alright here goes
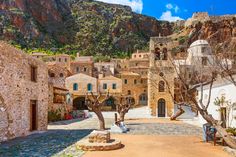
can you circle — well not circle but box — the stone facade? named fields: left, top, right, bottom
left=119, top=72, right=148, bottom=106
left=48, top=63, right=72, bottom=119
left=65, top=73, right=97, bottom=110
left=148, top=37, right=175, bottom=117
left=54, top=54, right=71, bottom=70
left=98, top=76, right=122, bottom=95
left=94, top=62, right=115, bottom=77
left=70, top=61, right=94, bottom=76
left=0, top=42, right=48, bottom=142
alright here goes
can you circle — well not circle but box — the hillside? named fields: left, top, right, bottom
left=0, top=1, right=236, bottom=57
left=0, top=0, right=173, bottom=57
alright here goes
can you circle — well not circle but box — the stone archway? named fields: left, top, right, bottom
left=73, top=97, right=88, bottom=110
left=157, top=99, right=166, bottom=117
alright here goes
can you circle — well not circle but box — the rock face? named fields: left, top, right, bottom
left=1, top=0, right=235, bottom=56
left=0, top=41, right=48, bottom=142
left=171, top=13, right=236, bottom=54
left=0, top=0, right=173, bottom=56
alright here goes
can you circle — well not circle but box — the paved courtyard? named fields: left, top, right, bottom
left=0, top=117, right=230, bottom=157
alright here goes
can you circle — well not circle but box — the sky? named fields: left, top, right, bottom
left=95, top=0, right=236, bottom=22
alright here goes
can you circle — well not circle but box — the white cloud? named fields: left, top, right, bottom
left=95, top=0, right=143, bottom=13
left=166, top=3, right=179, bottom=13
left=174, top=6, right=179, bottom=13
left=166, top=4, right=173, bottom=10
left=160, top=11, right=183, bottom=22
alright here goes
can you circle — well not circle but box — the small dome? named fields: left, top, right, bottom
left=190, top=40, right=209, bottom=47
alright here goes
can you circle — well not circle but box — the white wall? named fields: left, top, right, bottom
left=197, top=82, right=236, bottom=128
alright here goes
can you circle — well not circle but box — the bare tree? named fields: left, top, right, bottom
left=115, top=96, right=135, bottom=122
left=165, top=54, right=236, bottom=149
left=85, top=92, right=109, bottom=130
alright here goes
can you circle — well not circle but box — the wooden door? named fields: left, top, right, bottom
left=158, top=99, right=166, bottom=117
left=30, top=100, right=37, bottom=131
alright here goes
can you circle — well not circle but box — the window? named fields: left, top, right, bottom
left=128, top=90, right=131, bottom=95
left=87, top=83, right=92, bottom=91
left=159, top=81, right=165, bottom=92
left=49, top=72, right=55, bottom=78
left=136, top=63, right=138, bottom=66
left=84, top=67, right=87, bottom=72
left=31, top=66, right=37, bottom=82
left=59, top=58, right=61, bottom=62
left=202, top=57, right=208, bottom=66
left=103, top=83, right=107, bottom=89
left=60, top=73, right=64, bottom=77
left=112, top=83, right=116, bottom=89
left=159, top=72, right=164, bottom=77
left=65, top=58, right=67, bottom=62
left=73, top=83, right=78, bottom=91
left=124, top=79, right=128, bottom=84
left=134, top=79, right=137, bottom=84
left=76, top=67, right=80, bottom=73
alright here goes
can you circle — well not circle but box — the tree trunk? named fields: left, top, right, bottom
left=170, top=108, right=185, bottom=120
left=119, top=112, right=125, bottom=122
left=200, top=110, right=236, bottom=149
left=94, top=111, right=105, bottom=130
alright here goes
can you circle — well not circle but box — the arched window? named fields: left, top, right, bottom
left=163, top=48, right=168, bottom=60
left=49, top=72, right=55, bottom=78
left=159, top=81, right=165, bottom=92
left=59, top=73, right=64, bottom=77
left=155, top=47, right=160, bottom=60
left=73, top=83, right=78, bottom=91
left=87, top=83, right=92, bottom=91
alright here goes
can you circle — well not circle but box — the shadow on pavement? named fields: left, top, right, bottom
left=0, top=129, right=92, bottom=157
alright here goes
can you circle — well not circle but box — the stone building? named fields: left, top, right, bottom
left=111, top=59, right=130, bottom=73
left=98, top=75, right=122, bottom=110
left=70, top=53, right=94, bottom=76
left=0, top=42, right=48, bottom=142
left=129, top=50, right=150, bottom=77
left=48, top=63, right=72, bottom=119
left=119, top=72, right=148, bottom=106
left=148, top=37, right=175, bottom=117
left=94, top=62, right=115, bottom=77
left=54, top=54, right=71, bottom=70
left=31, top=52, right=48, bottom=60
left=65, top=73, right=97, bottom=110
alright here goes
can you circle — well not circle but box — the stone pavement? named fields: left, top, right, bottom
left=90, top=106, right=154, bottom=119
left=0, top=117, right=222, bottom=157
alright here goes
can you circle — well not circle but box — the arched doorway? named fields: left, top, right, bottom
left=73, top=97, right=88, bottom=110
left=139, top=93, right=147, bottom=106
left=157, top=99, right=166, bottom=117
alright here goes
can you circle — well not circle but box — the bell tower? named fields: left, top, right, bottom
left=148, top=37, right=175, bottom=117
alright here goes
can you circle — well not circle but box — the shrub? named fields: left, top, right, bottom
left=226, top=127, right=236, bottom=136
left=48, top=109, right=63, bottom=122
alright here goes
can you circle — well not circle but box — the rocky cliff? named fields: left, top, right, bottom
left=170, top=13, right=236, bottom=54
left=0, top=1, right=235, bottom=56
left=0, top=0, right=173, bottom=56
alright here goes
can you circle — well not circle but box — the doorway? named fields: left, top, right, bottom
left=30, top=100, right=37, bottom=131
left=220, top=107, right=227, bottom=128
left=73, top=97, right=88, bottom=110
left=157, top=99, right=166, bottom=117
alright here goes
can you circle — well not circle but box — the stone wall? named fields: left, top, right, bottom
left=120, top=72, right=147, bottom=106
left=0, top=41, right=48, bottom=142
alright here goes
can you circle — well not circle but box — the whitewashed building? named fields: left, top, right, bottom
left=196, top=76, right=236, bottom=128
